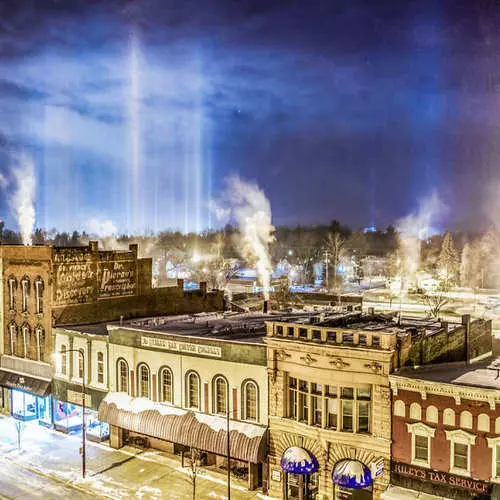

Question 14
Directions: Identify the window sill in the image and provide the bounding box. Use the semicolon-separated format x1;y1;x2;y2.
490;477;500;484
450;467;471;477
411;459;430;468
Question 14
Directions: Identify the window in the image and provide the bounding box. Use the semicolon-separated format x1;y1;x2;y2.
460;411;473;429
9;323;16;356
22;325;29;358
21;278;29;313
287;327;294;337
186;371;200;409
409;402;421;420
415;435;429;462
288;378;370;432
358;334;367;346
394;400;405;417
60;345;67;376
496;417;500;434
35;279;43;314
213;376;228;415
312;329;321;341
242;380;258;421
407;422;435;468
8;277;16;311
117;359;129;393
160;367;173;403
138;364;150;398
372;336;380;347
97;352;104;384
443;408;455;426
299;328;307;339
78;349;85;379
453;443;468;471
327;331;336;342
342;332;353;345
445;429;476;476
36;327;45;362
426;406;438;424
276;325;284;336
487;437;500;481
478;413;490;432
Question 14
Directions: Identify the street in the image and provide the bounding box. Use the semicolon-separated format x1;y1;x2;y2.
0;457;96;499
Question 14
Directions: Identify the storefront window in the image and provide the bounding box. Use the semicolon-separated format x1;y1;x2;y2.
37;395;52;425
86;412;110;440
285;472;318;500
54;400;82;432
11;389;51;425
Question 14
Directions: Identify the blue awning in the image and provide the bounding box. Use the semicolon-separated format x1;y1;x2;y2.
280;446;319;474
332;459;372;489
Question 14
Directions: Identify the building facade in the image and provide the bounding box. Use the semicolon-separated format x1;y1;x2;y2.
389;361;500;499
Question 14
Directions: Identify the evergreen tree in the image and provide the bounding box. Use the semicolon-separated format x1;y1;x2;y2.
438;232;458;288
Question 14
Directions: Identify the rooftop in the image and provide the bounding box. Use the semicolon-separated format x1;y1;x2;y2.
396;357;500;391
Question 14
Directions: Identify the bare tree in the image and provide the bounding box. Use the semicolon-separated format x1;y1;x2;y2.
419;286;450;320
187;447;201;500
325;232;345;291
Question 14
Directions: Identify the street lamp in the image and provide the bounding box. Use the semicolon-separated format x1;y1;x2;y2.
54;348;87;478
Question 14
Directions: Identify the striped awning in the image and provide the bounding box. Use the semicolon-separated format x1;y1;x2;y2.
99;393;267;463
0;369;51;397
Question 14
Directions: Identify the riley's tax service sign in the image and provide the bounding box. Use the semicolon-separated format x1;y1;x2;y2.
141;336;222;358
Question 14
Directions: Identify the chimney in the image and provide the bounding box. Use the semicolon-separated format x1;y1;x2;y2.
89;240;99;253
263;300;269;314
129;243;138;256
199;281;207;294
177;278;184;289
368;307;375;315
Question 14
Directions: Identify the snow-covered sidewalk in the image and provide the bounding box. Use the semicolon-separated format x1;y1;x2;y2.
0;416;275;500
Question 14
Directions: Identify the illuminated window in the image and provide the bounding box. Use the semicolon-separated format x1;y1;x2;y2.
478;413;490;432
460;411;473;429
60;345;67;375
117;359;129;393
160;367;173;403
443;408;455;426
186;371;200;409
36;327;45;361
486;437;500;480
409;402;421;420
426;406;438;424
394;400;405;417
78;349;85;379
97;352;104;384
22;324;29;358
242;380;258;421
213;376;227;415
137;364;150;398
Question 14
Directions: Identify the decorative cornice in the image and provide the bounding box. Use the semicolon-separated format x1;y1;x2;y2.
390;375;500;407
445;429;476;445
406;421;436;438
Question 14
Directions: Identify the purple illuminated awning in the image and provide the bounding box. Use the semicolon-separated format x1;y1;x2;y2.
280;446;319;474
332;459;372;489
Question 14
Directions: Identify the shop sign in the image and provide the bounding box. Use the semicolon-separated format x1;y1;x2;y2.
141;336;222;358
371;457;384;477
67;389;92;407
271;469;281;482
392;461;491;494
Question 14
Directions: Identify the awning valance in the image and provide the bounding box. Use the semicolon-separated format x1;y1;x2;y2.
0;369;51;397
332;459;372;489
280;447;319;474
98;393;267;463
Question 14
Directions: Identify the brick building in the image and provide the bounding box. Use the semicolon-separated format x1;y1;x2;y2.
388;360;500;499
0;242;223;422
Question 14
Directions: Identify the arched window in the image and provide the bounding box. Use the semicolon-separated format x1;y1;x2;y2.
21;324;29;358
409;402;421;420
36;327;45;362
478;413;490;432
97;352;104;384
77;349;85;379
394;400;406;417
426;406;438;424
242;380;258;421
21;277;30;313
496;417;500;434
60;345;67;376
8;323;16;356
159;367;173;403
460;411;473;429
117;359;129;393
186;371;200;409
443;408;455;426
8;276;17;311
35;278;44;314
137;364;150;398
213;376;228;415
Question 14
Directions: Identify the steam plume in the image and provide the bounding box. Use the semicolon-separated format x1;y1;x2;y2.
223;176;275;300
11;154;36;246
396;191;443;287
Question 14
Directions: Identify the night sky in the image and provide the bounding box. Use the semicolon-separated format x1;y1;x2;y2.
0;0;499;234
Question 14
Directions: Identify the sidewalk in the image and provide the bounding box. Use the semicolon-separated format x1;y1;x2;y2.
0;416;275;500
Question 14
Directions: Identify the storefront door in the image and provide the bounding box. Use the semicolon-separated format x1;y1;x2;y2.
12;390;38;421
285;472;319;500
335;485;372;500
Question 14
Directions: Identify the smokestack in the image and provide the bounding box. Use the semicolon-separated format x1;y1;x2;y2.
263;300;269;314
